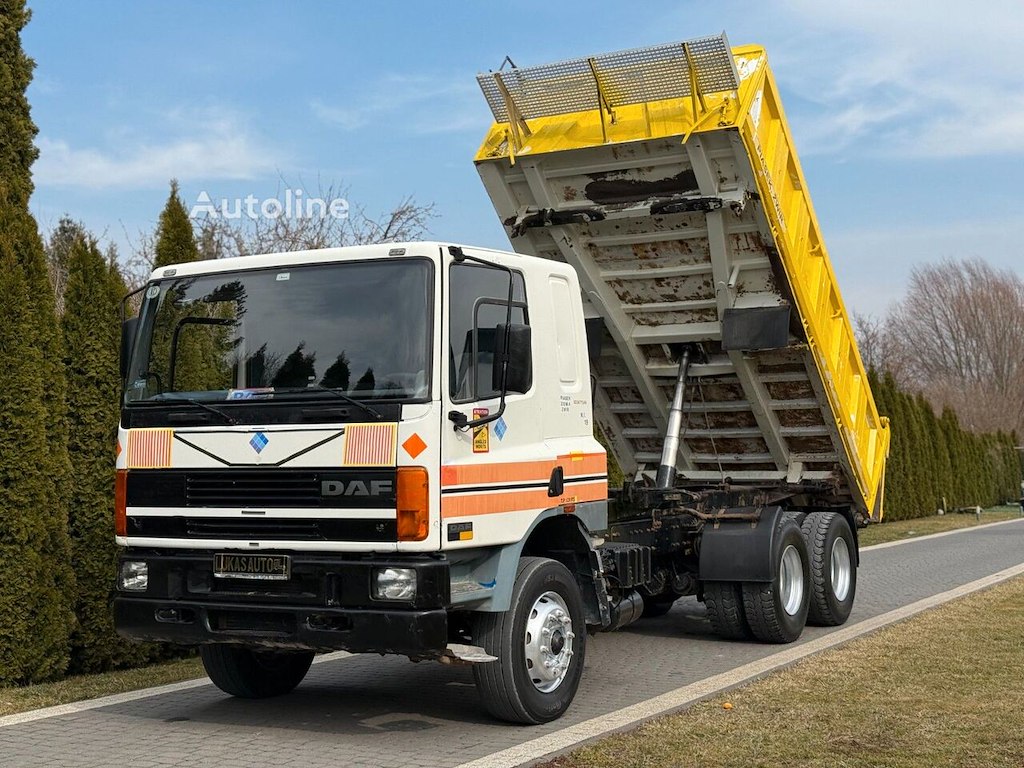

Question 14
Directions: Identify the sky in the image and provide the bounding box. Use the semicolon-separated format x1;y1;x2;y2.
21;0;1024;317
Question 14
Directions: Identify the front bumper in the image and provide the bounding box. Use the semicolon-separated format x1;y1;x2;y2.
113;551;450;656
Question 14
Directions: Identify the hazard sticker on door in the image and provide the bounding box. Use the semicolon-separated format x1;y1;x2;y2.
472;408;489;453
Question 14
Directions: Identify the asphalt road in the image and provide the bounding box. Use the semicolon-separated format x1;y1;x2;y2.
2;519;1023;768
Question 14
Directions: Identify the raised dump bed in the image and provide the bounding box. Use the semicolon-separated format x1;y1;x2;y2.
474;34;889;520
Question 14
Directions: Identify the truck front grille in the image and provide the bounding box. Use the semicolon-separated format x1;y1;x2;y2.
127;515;397;542
126;468;397;509
185;471;321;506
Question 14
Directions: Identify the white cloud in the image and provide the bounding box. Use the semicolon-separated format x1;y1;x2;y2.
763;0;1024;158
34;107;284;190
311;73;486;135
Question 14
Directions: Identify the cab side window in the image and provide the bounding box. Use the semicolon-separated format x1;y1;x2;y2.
449;263;528;402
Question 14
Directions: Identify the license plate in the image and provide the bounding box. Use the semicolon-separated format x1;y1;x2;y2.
214;553;290;581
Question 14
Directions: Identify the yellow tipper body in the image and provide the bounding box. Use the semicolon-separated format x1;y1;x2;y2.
474;35;890;519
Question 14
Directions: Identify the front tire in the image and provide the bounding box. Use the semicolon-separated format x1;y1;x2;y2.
200;645;314;698
471;557;586;724
742;520;810;643
801;512;857;626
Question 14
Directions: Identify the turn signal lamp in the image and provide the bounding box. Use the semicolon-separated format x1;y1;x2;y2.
115;469;128;537
396;467;429;541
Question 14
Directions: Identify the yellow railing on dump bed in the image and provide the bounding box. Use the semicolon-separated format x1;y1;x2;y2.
474;35;890;519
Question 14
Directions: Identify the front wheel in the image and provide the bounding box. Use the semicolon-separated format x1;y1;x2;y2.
200;645;314;698
471;557;587;724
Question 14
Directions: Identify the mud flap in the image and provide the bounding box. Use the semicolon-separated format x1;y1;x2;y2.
698;506;784;583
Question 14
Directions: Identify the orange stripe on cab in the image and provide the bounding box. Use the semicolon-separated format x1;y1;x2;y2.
441;480;607;518
441;452;606;487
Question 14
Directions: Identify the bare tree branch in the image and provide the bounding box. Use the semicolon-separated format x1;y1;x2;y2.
119;222;159;291
880;257;1024;434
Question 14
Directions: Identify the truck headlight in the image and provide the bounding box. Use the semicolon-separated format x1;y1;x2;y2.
373;567;416;601
119;561;148;591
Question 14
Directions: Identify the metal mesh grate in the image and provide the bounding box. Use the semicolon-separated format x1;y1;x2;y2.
478;33;739;124
685;34;741;96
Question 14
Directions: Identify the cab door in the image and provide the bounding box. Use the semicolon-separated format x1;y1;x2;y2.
441;257;547;549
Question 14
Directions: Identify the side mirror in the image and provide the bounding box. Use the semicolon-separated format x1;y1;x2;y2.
492;323;532;395
120;317;138;382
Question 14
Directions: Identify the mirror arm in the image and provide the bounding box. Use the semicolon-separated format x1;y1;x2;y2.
448;245;515;432
448;398;508;432
121;284;147;323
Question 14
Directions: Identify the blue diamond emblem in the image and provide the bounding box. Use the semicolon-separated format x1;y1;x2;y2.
494;417;507;441
249;432;269;454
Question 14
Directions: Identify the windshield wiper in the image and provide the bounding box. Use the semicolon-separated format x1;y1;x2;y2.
159;396;238;425
279;385;384;421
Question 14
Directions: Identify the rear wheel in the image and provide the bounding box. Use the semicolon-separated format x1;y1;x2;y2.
200;645;314;698
801;512;857;626
782;510;807;528
703;581;751;639
742;521;810;643
471;557;586;724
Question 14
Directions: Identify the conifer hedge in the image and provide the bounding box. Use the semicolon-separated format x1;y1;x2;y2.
870;370;1022;520
0;0;74;685
62;236;154;672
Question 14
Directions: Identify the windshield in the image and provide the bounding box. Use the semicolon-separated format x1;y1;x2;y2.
125;258;432;406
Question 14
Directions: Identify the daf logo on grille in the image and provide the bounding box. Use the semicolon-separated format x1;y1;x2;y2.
321;479;393;497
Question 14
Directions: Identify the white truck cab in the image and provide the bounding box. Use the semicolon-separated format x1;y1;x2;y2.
115;242;608;722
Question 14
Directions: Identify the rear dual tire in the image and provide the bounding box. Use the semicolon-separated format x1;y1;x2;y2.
704;581;751;639
741;521;810;643
704;519;810;644
801;512;857;626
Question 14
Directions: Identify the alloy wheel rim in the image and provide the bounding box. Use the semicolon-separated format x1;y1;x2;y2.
524;590;575;692
779;545;805;616
831;536;852;602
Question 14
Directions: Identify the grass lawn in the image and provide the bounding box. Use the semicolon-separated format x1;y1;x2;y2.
860;503;1022;547
1;507;1020;722
0;657;203;718
546;575;1024;768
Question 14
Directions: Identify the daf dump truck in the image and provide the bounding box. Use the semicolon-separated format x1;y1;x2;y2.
113;34;889;725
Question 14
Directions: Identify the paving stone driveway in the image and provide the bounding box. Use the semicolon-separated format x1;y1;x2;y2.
2;520;1022;768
